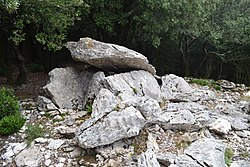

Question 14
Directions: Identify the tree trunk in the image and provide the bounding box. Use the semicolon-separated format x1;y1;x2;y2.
5;44;14;85
180;35;190;76
14;45;27;85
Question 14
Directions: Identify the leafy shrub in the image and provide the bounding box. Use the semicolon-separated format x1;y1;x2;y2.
225;147;234;166
0;87;19;120
25;124;44;145
85;104;93;114
189;78;221;91
0;87;25;135
189;78;210;86
0;112;25;135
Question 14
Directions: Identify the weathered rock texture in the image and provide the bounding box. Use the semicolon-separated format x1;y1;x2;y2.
76;106;147;148
66;37;156;74
43;67;94;109
2;39;249;167
103;70;162;102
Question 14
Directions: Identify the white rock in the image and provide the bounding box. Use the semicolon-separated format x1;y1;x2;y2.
55;126;75;137
96;140;133;159
184;138;226;167
103;70;162;101
58;157;66;163
136;97;163;123
15;145;43;167
55;163;64;167
44;159;52;166
47;139;65;150
161;74;192;100
76;106;147;148
70;147;83;158
138;149;161;167
66;37;156;74
209;118;232;134
53;115;63;121
157;110;200;131
37;96;58;112
35;138;48;143
2;143;27;160
43;67;95;109
91;88;117;119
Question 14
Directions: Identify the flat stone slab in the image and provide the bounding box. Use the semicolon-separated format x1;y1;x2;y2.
76;106;146;148
66;37;156;74
184;138;226;167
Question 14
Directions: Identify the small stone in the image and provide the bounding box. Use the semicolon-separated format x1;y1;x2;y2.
47;139;65;150
44;152;51;159
35;138;48;143
41;147;46;152
231;118;248;131
44;159;52;166
55;163;64;167
209;118;232;134
59;157;66;163
63;146;75;152
70;147;83;158
64;117;75;126
53;115;63;121
55;126;75;139
49;110;60;116
235;131;248;138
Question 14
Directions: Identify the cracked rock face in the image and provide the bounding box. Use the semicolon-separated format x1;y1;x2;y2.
66;37;156;74
43;67;95;109
15;145;43;167
76;106;147;148
103;70;162;102
43;67;105;109
184;139;226;167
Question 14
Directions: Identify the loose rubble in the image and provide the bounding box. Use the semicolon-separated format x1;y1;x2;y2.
0;38;249;167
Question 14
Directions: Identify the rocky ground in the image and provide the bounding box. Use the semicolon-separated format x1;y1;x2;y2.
0;38;250;167
0;75;249;167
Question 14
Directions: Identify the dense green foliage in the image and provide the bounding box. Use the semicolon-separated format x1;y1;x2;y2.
0;87;25;135
0;0;250;85
0;112;25;135
0;87;19;119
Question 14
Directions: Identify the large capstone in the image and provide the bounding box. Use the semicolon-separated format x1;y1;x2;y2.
66;37;156;74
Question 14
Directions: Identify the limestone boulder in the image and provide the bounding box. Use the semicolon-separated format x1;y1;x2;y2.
138;149;161;167
37;96;58;112
161;74;192;100
43;67;94;109
15;145;43;167
66;37;156;74
209;118;232;135
157;110;201;131
184;138;226;167
103;70;162;102
43;67;105;109
91;88;117;119
76;106;147;148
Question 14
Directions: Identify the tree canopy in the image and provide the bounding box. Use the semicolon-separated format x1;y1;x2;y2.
0;0;250;85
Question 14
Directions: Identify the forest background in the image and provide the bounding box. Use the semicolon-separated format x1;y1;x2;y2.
0;0;249;86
